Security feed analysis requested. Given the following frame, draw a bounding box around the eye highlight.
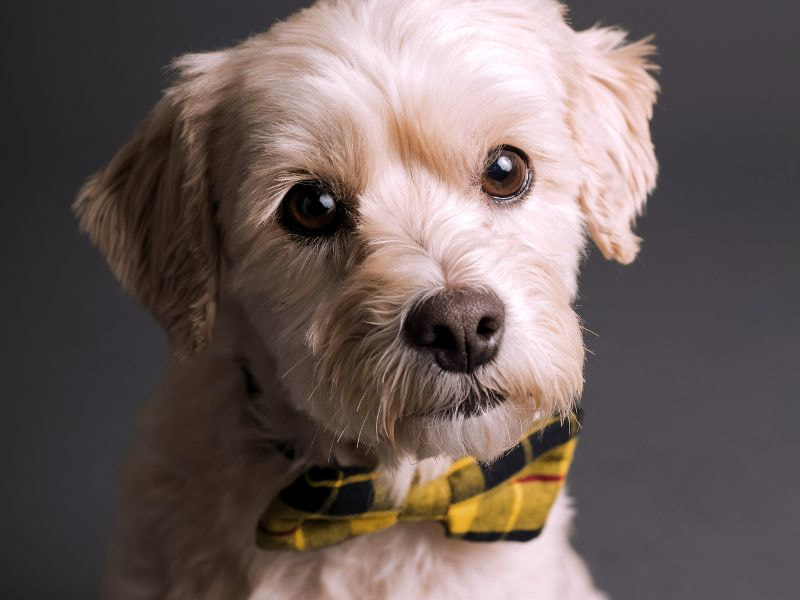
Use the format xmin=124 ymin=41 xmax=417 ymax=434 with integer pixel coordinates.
xmin=481 ymin=146 xmax=533 ymax=202
xmin=280 ymin=181 xmax=341 ymax=235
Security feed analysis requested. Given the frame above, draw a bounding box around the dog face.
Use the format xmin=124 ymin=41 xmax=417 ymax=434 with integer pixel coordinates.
xmin=75 ymin=0 xmax=657 ymax=462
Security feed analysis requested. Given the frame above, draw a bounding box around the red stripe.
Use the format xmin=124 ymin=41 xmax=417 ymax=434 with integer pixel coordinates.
xmin=513 ymin=474 xmax=565 ymax=484
xmin=260 ymin=526 xmax=299 ymax=537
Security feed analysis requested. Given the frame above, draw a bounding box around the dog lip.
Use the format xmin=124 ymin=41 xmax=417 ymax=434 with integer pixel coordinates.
xmin=419 ymin=389 xmax=506 ymax=419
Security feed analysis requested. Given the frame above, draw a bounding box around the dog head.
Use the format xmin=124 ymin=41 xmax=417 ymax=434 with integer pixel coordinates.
xmin=75 ymin=0 xmax=657 ymax=462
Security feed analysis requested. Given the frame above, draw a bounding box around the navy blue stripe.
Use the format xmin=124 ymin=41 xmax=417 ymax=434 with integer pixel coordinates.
xmin=279 ymin=474 xmax=334 ymax=514
xmin=478 ymin=411 xmax=581 ymax=490
xmin=479 ymin=442 xmax=526 ymax=490
xmin=279 ymin=466 xmax=374 ymax=514
xmin=325 ymin=479 xmax=376 ymax=516
xmin=527 ymin=417 xmax=576 ymax=457
xmin=459 ymin=528 xmax=543 ymax=542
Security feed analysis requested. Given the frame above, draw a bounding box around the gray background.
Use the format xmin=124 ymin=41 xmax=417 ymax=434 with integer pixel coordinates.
xmin=2 ymin=1 xmax=798 ymax=598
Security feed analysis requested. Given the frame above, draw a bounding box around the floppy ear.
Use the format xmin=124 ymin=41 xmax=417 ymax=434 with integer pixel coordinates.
xmin=74 ymin=52 xmax=228 ymax=358
xmin=570 ymin=27 xmax=659 ymax=264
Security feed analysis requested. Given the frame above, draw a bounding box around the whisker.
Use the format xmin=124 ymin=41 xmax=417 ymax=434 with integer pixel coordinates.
xmin=356 ymin=412 xmax=370 ymax=449
xmin=281 ymin=353 xmax=311 ymax=379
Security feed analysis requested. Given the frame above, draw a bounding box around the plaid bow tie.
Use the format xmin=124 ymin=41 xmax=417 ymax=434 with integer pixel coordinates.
xmin=256 ymin=412 xmax=581 ymax=552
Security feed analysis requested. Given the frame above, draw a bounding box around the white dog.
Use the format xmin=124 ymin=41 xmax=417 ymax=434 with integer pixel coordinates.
xmin=75 ymin=0 xmax=658 ymax=597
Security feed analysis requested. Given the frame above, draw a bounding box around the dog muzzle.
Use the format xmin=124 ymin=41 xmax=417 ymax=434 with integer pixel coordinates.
xmin=256 ymin=412 xmax=581 ymax=552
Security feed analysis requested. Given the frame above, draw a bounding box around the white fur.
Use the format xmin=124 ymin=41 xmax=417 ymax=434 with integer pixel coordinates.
xmin=77 ymin=0 xmax=658 ymax=598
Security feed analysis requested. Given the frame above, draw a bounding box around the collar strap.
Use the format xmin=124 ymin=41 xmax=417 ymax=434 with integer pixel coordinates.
xmin=256 ymin=411 xmax=581 ymax=551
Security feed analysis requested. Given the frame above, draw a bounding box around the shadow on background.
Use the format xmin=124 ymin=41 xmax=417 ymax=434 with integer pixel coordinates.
xmin=1 ymin=1 xmax=798 ymax=598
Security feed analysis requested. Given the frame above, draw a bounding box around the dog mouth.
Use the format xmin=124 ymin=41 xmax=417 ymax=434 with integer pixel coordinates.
xmin=422 ymin=388 xmax=507 ymax=419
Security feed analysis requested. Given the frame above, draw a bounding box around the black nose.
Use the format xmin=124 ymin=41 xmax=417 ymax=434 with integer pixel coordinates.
xmin=405 ymin=289 xmax=505 ymax=373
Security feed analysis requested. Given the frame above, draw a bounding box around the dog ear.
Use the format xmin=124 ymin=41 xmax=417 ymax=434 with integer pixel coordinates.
xmin=569 ymin=27 xmax=659 ymax=264
xmin=74 ymin=52 xmax=228 ymax=358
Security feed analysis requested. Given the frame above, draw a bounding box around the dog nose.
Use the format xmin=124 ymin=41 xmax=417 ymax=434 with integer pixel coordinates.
xmin=405 ymin=289 xmax=505 ymax=373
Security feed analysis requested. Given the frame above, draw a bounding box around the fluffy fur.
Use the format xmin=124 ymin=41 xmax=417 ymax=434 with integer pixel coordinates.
xmin=75 ymin=0 xmax=658 ymax=598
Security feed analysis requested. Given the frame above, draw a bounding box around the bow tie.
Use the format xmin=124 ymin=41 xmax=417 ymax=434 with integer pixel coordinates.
xmin=256 ymin=412 xmax=581 ymax=552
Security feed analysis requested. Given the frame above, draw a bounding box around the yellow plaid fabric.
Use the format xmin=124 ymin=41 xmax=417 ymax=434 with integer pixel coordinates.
xmin=257 ymin=412 xmax=580 ymax=552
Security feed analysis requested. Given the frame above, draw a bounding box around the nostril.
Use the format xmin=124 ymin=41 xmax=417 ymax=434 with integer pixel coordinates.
xmin=476 ymin=316 xmax=500 ymax=337
xmin=414 ymin=327 xmax=436 ymax=346
xmin=431 ymin=325 xmax=458 ymax=351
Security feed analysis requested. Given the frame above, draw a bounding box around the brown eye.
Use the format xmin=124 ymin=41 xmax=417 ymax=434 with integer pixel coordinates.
xmin=481 ymin=146 xmax=532 ymax=202
xmin=280 ymin=182 xmax=341 ymax=235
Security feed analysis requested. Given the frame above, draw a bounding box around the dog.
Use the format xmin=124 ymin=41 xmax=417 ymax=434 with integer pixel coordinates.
xmin=75 ymin=0 xmax=658 ymax=597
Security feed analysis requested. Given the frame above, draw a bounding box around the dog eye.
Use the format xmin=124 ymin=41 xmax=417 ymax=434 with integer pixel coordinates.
xmin=280 ymin=182 xmax=341 ymax=235
xmin=481 ymin=146 xmax=532 ymax=202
